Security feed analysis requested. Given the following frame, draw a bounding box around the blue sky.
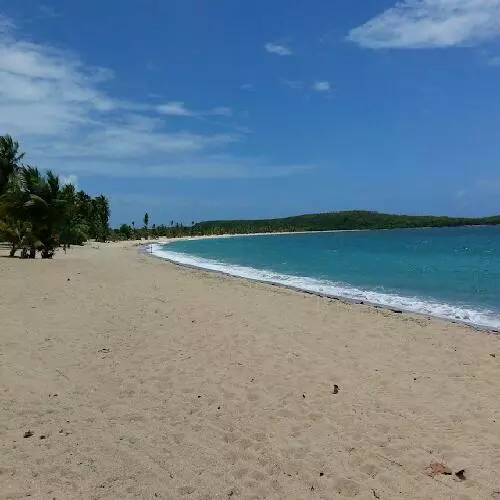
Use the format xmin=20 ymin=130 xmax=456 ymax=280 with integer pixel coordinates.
xmin=1 ymin=0 xmax=500 ymax=226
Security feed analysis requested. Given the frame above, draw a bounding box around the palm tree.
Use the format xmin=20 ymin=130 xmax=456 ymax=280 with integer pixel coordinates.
xmin=91 ymin=195 xmax=110 ymax=242
xmin=0 ymin=134 xmax=115 ymax=257
xmin=59 ymin=183 xmax=89 ymax=248
xmin=0 ymin=166 xmax=53 ymax=258
xmin=21 ymin=168 xmax=66 ymax=258
xmin=0 ymin=217 xmax=31 ymax=257
xmin=0 ymin=135 xmax=24 ymax=195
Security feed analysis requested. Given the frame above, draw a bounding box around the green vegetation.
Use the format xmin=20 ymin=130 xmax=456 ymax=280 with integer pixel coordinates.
xmin=111 ymin=211 xmax=499 ymax=241
xmin=0 ymin=135 xmax=110 ymax=258
xmin=112 ymin=221 xmax=189 ymax=241
xmin=190 ymin=211 xmax=500 ymax=235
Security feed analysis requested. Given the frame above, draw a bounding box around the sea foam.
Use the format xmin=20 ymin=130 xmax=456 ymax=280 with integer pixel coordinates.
xmin=151 ymin=244 xmax=500 ymax=331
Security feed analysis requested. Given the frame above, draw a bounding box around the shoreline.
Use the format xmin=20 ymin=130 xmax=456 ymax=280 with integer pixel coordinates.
xmin=144 ymin=238 xmax=500 ymax=335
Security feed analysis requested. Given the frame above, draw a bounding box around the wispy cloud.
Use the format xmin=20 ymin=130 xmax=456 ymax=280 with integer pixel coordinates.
xmin=240 ymin=83 xmax=254 ymax=91
xmin=454 ymin=180 xmax=500 ymax=206
xmin=348 ymin=0 xmax=500 ymax=49
xmin=210 ymin=106 xmax=232 ymax=117
xmin=487 ymin=55 xmax=500 ymax=66
xmin=0 ymin=16 xmax=309 ymax=180
xmin=65 ymin=158 xmax=314 ymax=180
xmin=265 ymin=42 xmax=292 ymax=56
xmin=0 ymin=14 xmax=13 ymax=33
xmin=281 ymin=79 xmax=303 ymax=90
xmin=312 ymin=81 xmax=331 ymax=92
xmin=60 ymin=174 xmax=78 ymax=189
xmin=156 ymin=101 xmax=192 ymax=116
xmin=156 ymin=102 xmax=232 ymax=117
xmin=476 ymin=179 xmax=500 ymax=192
xmin=37 ymin=5 xmax=60 ymax=19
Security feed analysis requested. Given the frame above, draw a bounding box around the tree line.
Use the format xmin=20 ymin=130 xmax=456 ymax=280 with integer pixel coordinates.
xmin=191 ymin=211 xmax=500 ymax=235
xmin=0 ymin=135 xmax=110 ymax=258
xmin=111 ymin=209 xmax=500 ymax=241
xmin=112 ymin=216 xmax=196 ymax=241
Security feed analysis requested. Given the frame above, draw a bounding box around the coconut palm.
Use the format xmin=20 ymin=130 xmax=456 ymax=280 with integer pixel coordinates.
xmin=92 ymin=195 xmax=110 ymax=242
xmin=0 ymin=217 xmax=31 ymax=257
xmin=6 ymin=166 xmax=66 ymax=258
xmin=0 ymin=170 xmax=43 ymax=258
xmin=1 ymin=135 xmax=111 ymax=258
xmin=59 ymin=183 xmax=89 ymax=248
xmin=0 ymin=135 xmax=25 ymax=195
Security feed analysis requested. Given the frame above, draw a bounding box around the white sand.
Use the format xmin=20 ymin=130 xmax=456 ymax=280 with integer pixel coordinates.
xmin=0 ymin=243 xmax=499 ymax=499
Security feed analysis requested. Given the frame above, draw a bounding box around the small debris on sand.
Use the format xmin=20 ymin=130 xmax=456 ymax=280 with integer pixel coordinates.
xmin=425 ymin=462 xmax=452 ymax=477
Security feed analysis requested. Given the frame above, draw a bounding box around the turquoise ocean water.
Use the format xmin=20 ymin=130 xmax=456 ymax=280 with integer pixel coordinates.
xmin=152 ymin=226 xmax=500 ymax=329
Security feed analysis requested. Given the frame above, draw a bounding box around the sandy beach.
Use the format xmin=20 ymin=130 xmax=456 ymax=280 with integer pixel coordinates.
xmin=1 ymin=242 xmax=499 ymax=500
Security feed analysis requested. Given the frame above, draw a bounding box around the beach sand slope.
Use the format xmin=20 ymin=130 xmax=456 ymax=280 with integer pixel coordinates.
xmin=0 ymin=244 xmax=499 ymax=499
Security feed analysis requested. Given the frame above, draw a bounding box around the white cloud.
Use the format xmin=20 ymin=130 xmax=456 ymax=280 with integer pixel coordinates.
xmin=60 ymin=174 xmax=78 ymax=189
xmin=0 ymin=17 xmax=309 ymax=180
xmin=156 ymin=102 xmax=232 ymax=117
xmin=348 ymin=0 xmax=500 ymax=49
xmin=210 ymin=106 xmax=232 ymax=117
xmin=0 ymin=14 xmax=14 ymax=34
xmin=282 ymin=79 xmax=303 ymax=89
xmin=265 ymin=42 xmax=292 ymax=56
xmin=156 ymin=101 xmax=192 ymax=116
xmin=240 ymin=83 xmax=254 ymax=91
xmin=51 ymin=158 xmax=314 ymax=180
xmin=312 ymin=81 xmax=331 ymax=92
